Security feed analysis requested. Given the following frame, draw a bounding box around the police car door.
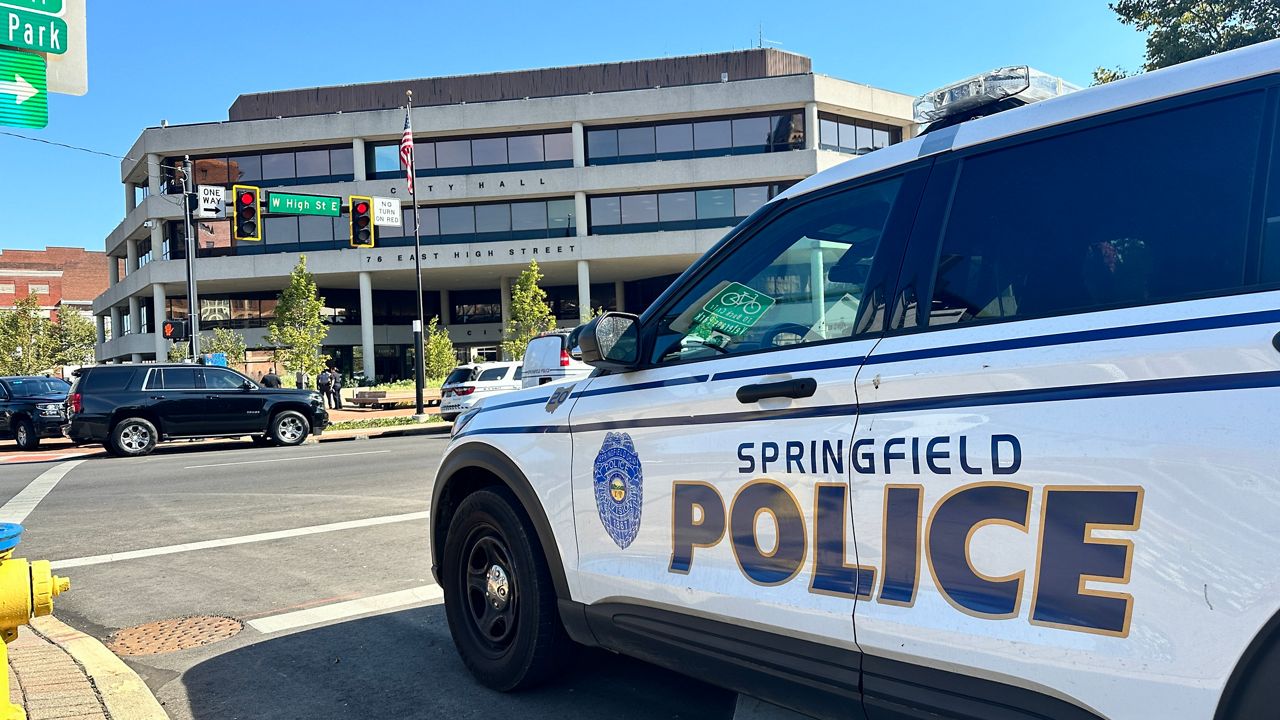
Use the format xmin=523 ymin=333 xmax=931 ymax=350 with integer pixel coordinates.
xmin=848 ymin=86 xmax=1280 ymax=719
xmin=567 ymin=168 xmax=928 ymax=687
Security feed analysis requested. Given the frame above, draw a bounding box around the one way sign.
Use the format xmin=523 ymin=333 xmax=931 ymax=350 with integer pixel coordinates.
xmin=0 ymin=48 xmax=45 ymax=129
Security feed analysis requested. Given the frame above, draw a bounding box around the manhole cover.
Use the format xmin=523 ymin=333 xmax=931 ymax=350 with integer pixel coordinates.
xmin=108 ymin=616 xmax=242 ymax=656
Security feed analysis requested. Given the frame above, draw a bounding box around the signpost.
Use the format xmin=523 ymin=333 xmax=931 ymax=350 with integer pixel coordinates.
xmin=373 ymin=197 xmax=402 ymax=227
xmin=196 ymin=185 xmax=224 ymax=219
xmin=0 ymin=48 xmax=44 ymax=128
xmin=267 ymin=191 xmax=340 ymax=217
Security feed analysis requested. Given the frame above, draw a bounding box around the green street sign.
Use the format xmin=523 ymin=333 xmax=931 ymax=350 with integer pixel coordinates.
xmin=0 ymin=1 xmax=64 ymax=15
xmin=688 ymin=281 xmax=777 ymax=346
xmin=267 ymin=191 xmax=340 ymax=217
xmin=0 ymin=49 xmax=45 ymax=128
xmin=2 ymin=5 xmax=67 ymax=54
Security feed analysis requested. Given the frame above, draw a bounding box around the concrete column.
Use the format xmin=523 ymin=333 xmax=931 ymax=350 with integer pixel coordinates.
xmin=499 ymin=277 xmax=512 ymax=329
xmin=576 ymin=260 xmax=591 ymax=323
xmin=358 ymin=271 xmax=375 ymax=382
xmin=440 ymin=289 xmax=451 ymax=325
xmin=152 ymin=284 xmax=167 ymax=359
xmin=146 ymin=153 xmax=162 ymax=195
xmin=150 ymin=221 xmax=165 ymax=260
xmin=352 ymin=138 xmax=367 ymax=181
xmin=107 ymin=255 xmax=119 ymax=286
xmin=615 ymin=280 xmax=626 ymax=314
xmin=125 ymin=182 xmax=136 ymax=212
xmin=127 ymin=296 xmax=140 ymax=337
xmin=130 ymin=353 xmax=142 ymax=364
xmin=571 ymin=121 xmax=585 ymax=168
xmin=574 ymin=191 xmax=588 ymax=238
xmin=810 ymin=240 xmax=826 ymax=335
xmin=95 ymin=315 xmax=106 ymax=346
xmin=804 ymin=102 xmax=819 ymax=150
xmin=126 ymin=238 xmax=139 ymax=274
xmin=109 ymin=307 xmax=121 ymax=341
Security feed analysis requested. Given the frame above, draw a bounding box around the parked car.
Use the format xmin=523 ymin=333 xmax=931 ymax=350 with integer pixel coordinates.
xmin=0 ymin=375 xmax=71 ymax=451
xmin=439 ymin=362 xmax=522 ymax=421
xmin=521 ymin=331 xmax=592 ymax=389
xmin=66 ymin=364 xmax=329 ymax=457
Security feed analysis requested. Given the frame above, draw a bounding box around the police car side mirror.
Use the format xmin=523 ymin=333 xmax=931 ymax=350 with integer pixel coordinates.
xmin=578 ymin=312 xmax=641 ymax=371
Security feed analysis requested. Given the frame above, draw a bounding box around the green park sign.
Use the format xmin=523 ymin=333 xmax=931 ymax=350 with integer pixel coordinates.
xmin=2 ymin=5 xmax=67 ymax=54
xmin=267 ymin=192 xmax=341 ymax=217
xmin=0 ymin=1 xmax=64 ymax=14
xmin=0 ymin=48 xmax=45 ymax=128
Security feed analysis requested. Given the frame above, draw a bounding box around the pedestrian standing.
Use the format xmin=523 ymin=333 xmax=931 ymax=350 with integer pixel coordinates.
xmin=295 ymin=370 xmax=308 ymax=390
xmin=317 ymin=368 xmax=333 ymax=408
xmin=261 ymin=367 xmax=282 ymax=388
xmin=329 ymin=365 xmax=344 ymax=410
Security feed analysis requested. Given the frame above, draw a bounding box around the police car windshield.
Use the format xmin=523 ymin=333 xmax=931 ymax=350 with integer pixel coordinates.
xmin=5 ymin=377 xmax=68 ymax=396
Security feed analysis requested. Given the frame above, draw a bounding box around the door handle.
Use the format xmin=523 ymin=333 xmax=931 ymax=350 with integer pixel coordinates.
xmin=736 ymin=378 xmax=817 ymax=404
xmin=149 ymin=395 xmax=165 ymax=400
xmin=205 ymin=395 xmax=219 ymax=400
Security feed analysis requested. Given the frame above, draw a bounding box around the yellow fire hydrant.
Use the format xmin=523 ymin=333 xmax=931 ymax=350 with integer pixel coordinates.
xmin=0 ymin=524 xmax=69 ymax=720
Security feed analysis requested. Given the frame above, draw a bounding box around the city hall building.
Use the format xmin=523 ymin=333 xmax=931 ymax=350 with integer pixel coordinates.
xmin=93 ymin=49 xmax=913 ymax=381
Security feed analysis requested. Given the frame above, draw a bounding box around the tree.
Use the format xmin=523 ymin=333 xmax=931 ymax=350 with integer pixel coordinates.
xmin=501 ymin=260 xmax=556 ymax=360
xmin=204 ymin=327 xmax=247 ymax=367
xmin=51 ymin=308 xmax=96 ymax=368
xmin=265 ymin=255 xmax=330 ymax=382
xmin=424 ymin=316 xmax=456 ymax=383
xmin=1096 ymin=1 xmax=1280 ymax=82
xmin=168 ymin=342 xmax=188 ymax=363
xmin=0 ymin=295 xmax=57 ymax=375
xmin=1091 ymin=66 xmax=1132 ymax=85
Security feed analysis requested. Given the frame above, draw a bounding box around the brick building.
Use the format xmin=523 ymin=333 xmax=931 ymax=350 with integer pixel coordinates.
xmin=0 ymin=247 xmax=110 ymax=321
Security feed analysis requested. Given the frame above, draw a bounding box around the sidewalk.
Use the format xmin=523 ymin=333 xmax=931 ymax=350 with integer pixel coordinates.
xmin=8 ymin=616 xmax=166 ymax=720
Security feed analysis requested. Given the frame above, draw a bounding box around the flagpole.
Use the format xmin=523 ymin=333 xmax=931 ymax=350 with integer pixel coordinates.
xmin=408 ymin=90 xmax=427 ymax=418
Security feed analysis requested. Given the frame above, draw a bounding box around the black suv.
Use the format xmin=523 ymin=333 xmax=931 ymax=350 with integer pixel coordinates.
xmin=67 ymin=364 xmax=329 ymax=457
xmin=0 ymin=376 xmax=70 ymax=451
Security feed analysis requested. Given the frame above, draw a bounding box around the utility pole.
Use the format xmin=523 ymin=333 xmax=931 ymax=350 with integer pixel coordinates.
xmin=181 ymin=155 xmax=201 ymax=357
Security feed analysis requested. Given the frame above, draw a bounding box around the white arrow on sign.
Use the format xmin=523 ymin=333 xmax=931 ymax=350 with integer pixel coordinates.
xmin=0 ymin=74 xmax=37 ymax=104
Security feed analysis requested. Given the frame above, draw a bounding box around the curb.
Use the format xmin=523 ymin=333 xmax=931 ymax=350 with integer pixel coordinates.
xmin=309 ymin=422 xmax=451 ymax=443
xmin=29 ymin=616 xmax=167 ymax=720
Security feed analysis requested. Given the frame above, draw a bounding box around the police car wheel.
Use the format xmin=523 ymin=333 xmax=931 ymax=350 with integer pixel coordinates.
xmin=270 ymin=411 xmax=309 ymax=446
xmin=442 ymin=487 xmax=571 ymax=691
xmin=12 ymin=418 xmax=37 ymax=451
xmin=110 ymin=417 xmax=157 ymax=457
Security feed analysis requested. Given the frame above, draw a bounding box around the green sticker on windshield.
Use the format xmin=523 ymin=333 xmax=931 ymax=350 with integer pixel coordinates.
xmin=688 ymin=282 xmax=776 ymax=345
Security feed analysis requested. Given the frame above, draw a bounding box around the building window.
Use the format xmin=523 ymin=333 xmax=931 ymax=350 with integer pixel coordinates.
xmin=0 ymin=283 xmax=14 ymax=294
xmin=818 ymin=112 xmax=901 ymax=155
xmin=166 ymin=145 xmax=356 ymax=193
xmin=27 ymin=284 xmax=49 ymax=294
xmin=451 ymin=289 xmax=502 ymax=324
xmin=367 ymin=130 xmax=573 ymax=179
xmin=588 ymin=183 xmax=793 ymax=234
xmin=376 ymin=198 xmax=577 ymax=246
xmin=587 ymin=110 xmax=805 ymax=165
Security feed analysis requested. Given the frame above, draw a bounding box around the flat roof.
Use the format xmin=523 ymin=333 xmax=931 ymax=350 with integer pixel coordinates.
xmin=228 ymin=49 xmax=811 ymax=121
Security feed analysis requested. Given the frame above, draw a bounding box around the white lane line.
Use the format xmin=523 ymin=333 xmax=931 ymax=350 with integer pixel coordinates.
xmin=248 ymin=584 xmax=444 ymax=634
xmin=183 ymin=449 xmax=389 ymax=469
xmin=50 ymin=510 xmax=430 ymax=569
xmin=0 ymin=459 xmax=87 ymax=524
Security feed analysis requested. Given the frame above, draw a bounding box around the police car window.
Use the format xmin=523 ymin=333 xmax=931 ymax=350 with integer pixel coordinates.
xmin=478 ymin=367 xmax=508 ymax=382
xmin=204 ymin=369 xmax=246 ymax=389
xmin=444 ymin=367 xmax=473 ymax=385
xmin=652 ymin=177 xmax=903 ymax=364
xmin=922 ymin=90 xmax=1265 ymax=328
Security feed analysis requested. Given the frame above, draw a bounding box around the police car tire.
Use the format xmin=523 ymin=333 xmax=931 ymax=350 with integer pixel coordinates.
xmin=109 ymin=417 xmax=157 ymax=457
xmin=442 ymin=487 xmax=572 ymax=691
xmin=270 ymin=411 xmax=310 ymax=446
xmin=12 ymin=417 xmax=37 ymax=451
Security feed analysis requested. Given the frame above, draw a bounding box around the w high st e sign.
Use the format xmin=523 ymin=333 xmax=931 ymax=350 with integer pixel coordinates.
xmin=0 ymin=0 xmax=85 ymax=130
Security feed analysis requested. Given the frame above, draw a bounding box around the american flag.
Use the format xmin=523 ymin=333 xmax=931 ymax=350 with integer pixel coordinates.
xmin=399 ymin=108 xmax=415 ymax=195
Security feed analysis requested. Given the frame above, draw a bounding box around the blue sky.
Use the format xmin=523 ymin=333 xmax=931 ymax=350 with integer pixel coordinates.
xmin=0 ymin=0 xmax=1146 ymax=253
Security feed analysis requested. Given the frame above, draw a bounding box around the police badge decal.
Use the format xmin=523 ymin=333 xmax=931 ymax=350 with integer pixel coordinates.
xmin=593 ymin=432 xmax=644 ymax=549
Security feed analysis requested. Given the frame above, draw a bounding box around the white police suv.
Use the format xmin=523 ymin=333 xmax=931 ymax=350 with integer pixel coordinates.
xmin=431 ymin=41 xmax=1280 ymax=720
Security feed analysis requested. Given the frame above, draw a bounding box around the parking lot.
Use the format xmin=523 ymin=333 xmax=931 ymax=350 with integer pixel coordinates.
xmin=0 ymin=435 xmax=734 ymax=720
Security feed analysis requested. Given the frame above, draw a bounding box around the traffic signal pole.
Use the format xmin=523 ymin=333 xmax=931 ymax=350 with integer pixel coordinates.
xmin=182 ymin=155 xmax=201 ymax=357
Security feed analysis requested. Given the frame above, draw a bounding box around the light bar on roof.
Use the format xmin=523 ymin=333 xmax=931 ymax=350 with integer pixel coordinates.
xmin=913 ymin=65 xmax=1080 ymax=124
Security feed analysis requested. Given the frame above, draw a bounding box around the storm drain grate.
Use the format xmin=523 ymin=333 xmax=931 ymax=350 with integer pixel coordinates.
xmin=108 ymin=616 xmax=243 ymax=656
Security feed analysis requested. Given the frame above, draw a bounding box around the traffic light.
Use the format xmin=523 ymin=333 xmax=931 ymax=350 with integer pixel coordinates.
xmin=161 ymin=318 xmax=188 ymax=342
xmin=349 ymin=195 xmax=374 ymax=248
xmin=232 ymin=185 xmax=261 ymax=242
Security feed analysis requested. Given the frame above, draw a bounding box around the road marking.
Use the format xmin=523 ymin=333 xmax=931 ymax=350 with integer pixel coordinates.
xmin=0 ymin=459 xmax=86 ymax=524
xmin=50 ymin=510 xmax=430 ymax=569
xmin=183 ymin=449 xmax=389 ymax=469
xmin=247 ymin=584 xmax=444 ymax=635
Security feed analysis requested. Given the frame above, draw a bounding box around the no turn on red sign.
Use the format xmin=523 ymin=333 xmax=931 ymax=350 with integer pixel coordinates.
xmin=373 ymin=197 xmax=401 ymax=227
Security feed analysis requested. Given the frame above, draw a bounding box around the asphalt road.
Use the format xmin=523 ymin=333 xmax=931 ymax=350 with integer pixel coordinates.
xmin=0 ymin=435 xmax=735 ymax=720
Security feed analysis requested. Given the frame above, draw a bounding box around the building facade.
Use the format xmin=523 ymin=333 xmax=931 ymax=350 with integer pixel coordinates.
xmin=0 ymin=247 xmax=108 ymax=321
xmin=93 ymin=49 xmax=913 ymax=381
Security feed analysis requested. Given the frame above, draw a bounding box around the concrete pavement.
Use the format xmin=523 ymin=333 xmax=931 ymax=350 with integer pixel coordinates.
xmin=1 ymin=434 xmax=734 ymax=719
